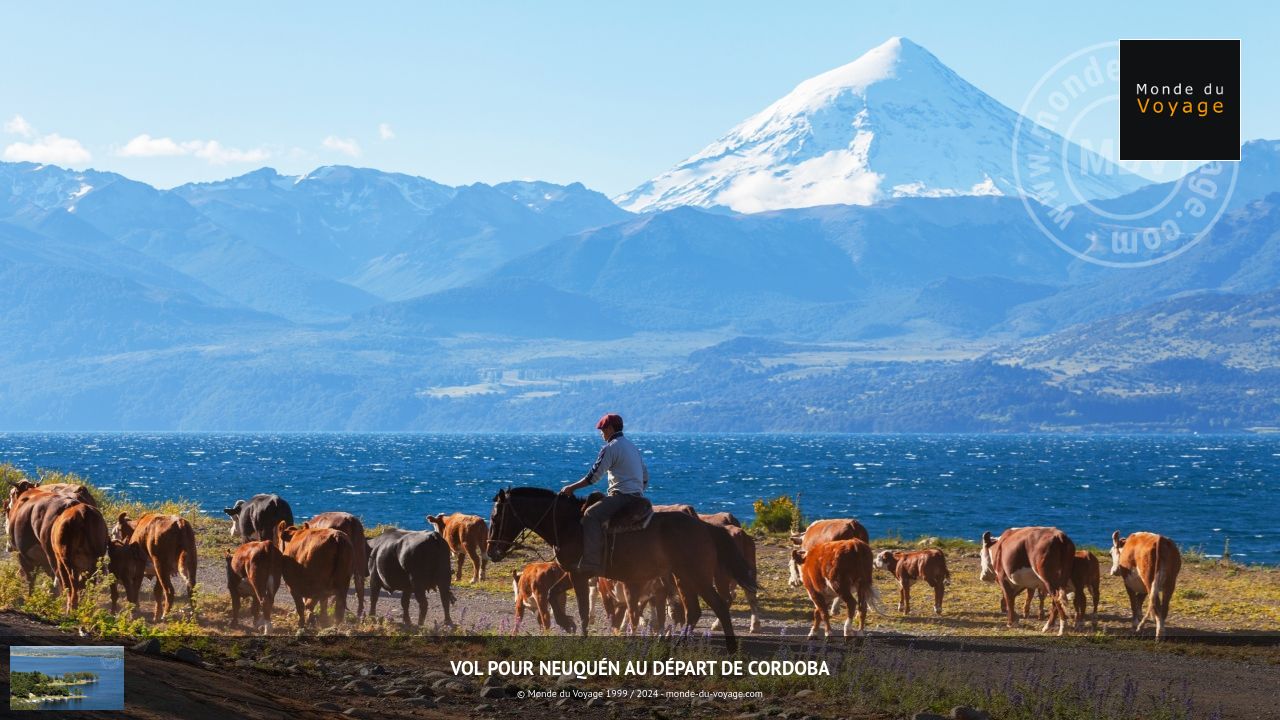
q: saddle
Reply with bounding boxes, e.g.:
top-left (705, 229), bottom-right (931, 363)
top-left (583, 492), bottom-right (654, 534)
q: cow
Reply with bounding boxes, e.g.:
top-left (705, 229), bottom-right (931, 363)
top-left (426, 513), bottom-right (487, 583)
top-left (698, 512), bottom-right (742, 528)
top-left (512, 561), bottom-right (576, 633)
top-left (367, 527), bottom-right (454, 627)
top-left (107, 540), bottom-right (147, 614)
top-left (307, 511), bottom-right (369, 618)
top-left (226, 540), bottom-right (283, 634)
top-left (7, 480), bottom-right (97, 511)
top-left (1110, 530), bottom-right (1182, 640)
top-left (999, 552), bottom-right (1101, 633)
top-left (708, 524), bottom-right (762, 633)
top-left (791, 539), bottom-right (881, 639)
top-left (651, 503), bottom-right (698, 517)
top-left (789, 519), bottom-right (870, 587)
top-left (873, 548), bottom-right (951, 615)
top-left (224, 494), bottom-right (294, 542)
top-left (6, 490), bottom-right (83, 594)
top-left (979, 527), bottom-right (1075, 635)
top-left (590, 576), bottom-right (671, 634)
top-left (277, 520), bottom-right (353, 628)
top-left (112, 513), bottom-right (198, 621)
top-left (49, 503), bottom-right (109, 612)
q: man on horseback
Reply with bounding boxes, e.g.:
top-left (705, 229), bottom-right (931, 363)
top-left (559, 413), bottom-right (649, 576)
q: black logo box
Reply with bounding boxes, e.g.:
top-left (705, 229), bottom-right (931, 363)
top-left (1120, 39), bottom-right (1240, 161)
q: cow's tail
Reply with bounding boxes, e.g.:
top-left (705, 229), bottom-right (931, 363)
top-left (942, 564), bottom-right (952, 587)
top-left (710, 524), bottom-right (757, 594)
top-left (866, 583), bottom-right (887, 616)
top-left (176, 518), bottom-right (198, 597)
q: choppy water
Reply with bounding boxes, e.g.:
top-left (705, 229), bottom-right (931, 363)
top-left (1, 433), bottom-right (1275, 562)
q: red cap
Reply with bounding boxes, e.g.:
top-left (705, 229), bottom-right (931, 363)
top-left (595, 413), bottom-right (623, 432)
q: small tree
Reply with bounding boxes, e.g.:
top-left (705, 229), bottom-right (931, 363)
top-left (750, 494), bottom-right (803, 534)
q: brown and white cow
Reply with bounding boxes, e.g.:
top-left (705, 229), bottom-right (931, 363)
top-left (791, 539), bottom-right (881, 639)
top-left (276, 520), bottom-right (353, 627)
top-left (1006, 550), bottom-right (1101, 631)
top-left (427, 512), bottom-right (488, 583)
top-left (979, 526), bottom-right (1075, 635)
top-left (226, 540), bottom-right (284, 634)
top-left (112, 513), bottom-right (199, 621)
top-left (1110, 530), bottom-right (1182, 640)
top-left (512, 561), bottom-right (576, 633)
top-left (307, 511), bottom-right (369, 618)
top-left (873, 548), bottom-right (950, 615)
top-left (49, 503), bottom-right (109, 612)
top-left (789, 519), bottom-right (869, 587)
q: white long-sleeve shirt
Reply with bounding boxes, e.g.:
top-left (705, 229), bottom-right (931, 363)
top-left (581, 433), bottom-right (649, 495)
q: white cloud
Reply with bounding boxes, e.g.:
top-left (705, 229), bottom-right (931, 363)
top-left (322, 135), bottom-right (362, 157)
top-left (3, 133), bottom-right (92, 166)
top-left (4, 114), bottom-right (34, 137)
top-left (117, 134), bottom-right (270, 165)
top-left (378, 123), bottom-right (395, 141)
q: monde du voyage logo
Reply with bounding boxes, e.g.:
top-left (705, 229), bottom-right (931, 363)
top-left (1014, 40), bottom-right (1241, 268)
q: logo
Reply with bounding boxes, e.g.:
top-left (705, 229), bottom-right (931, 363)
top-left (1012, 42), bottom-right (1239, 268)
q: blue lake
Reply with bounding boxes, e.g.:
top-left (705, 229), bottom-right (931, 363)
top-left (9, 650), bottom-right (125, 710)
top-left (1, 433), bottom-right (1276, 563)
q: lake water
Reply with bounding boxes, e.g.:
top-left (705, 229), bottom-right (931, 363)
top-left (9, 650), bottom-right (125, 710)
top-left (1, 433), bottom-right (1276, 563)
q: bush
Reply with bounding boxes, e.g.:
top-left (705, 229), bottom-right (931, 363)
top-left (750, 494), bottom-right (802, 533)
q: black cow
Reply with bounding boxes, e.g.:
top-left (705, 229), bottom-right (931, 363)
top-left (223, 494), bottom-right (293, 542)
top-left (367, 528), bottom-right (454, 626)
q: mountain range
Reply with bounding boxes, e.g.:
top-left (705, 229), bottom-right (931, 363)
top-left (1, 37), bottom-right (1279, 431)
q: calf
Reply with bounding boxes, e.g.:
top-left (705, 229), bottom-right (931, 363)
top-left (277, 521), bottom-right (353, 627)
top-left (112, 513), bottom-right (199, 621)
top-left (979, 527), bottom-right (1075, 635)
top-left (512, 561), bottom-right (576, 632)
top-left (873, 548), bottom-right (950, 615)
top-left (792, 539), bottom-right (880, 639)
top-left (426, 512), bottom-right (487, 583)
top-left (224, 494), bottom-right (293, 541)
top-left (49, 503), bottom-right (109, 612)
top-left (1110, 530), bottom-right (1182, 640)
top-left (308, 511), bottom-right (369, 618)
top-left (226, 540), bottom-right (283, 634)
top-left (367, 527), bottom-right (454, 626)
top-left (789, 518), bottom-right (869, 587)
top-left (591, 576), bottom-right (671, 634)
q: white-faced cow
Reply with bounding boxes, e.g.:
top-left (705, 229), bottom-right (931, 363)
top-left (224, 494), bottom-right (294, 542)
top-left (789, 518), bottom-right (869, 587)
top-left (791, 539), bottom-right (881, 639)
top-left (512, 561), bottom-right (576, 633)
top-left (979, 526), bottom-right (1075, 635)
top-left (1110, 530), bottom-right (1182, 640)
top-left (873, 548), bottom-right (950, 615)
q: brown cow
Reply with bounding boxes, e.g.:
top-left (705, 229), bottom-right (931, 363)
top-left (652, 503), bottom-right (698, 516)
top-left (427, 512), bottom-right (487, 583)
top-left (592, 576), bottom-right (671, 634)
top-left (792, 539), bottom-right (881, 639)
top-left (276, 520), bottom-right (353, 627)
top-left (49, 503), bottom-right (109, 612)
top-left (107, 540), bottom-right (146, 613)
top-left (6, 490), bottom-right (83, 594)
top-left (226, 540), bottom-right (283, 634)
top-left (307, 511), bottom-right (369, 618)
top-left (592, 577), bottom-right (630, 631)
top-left (708, 524), bottom-right (762, 633)
top-left (1110, 530), bottom-right (1182, 640)
top-left (873, 549), bottom-right (951, 615)
top-left (112, 513), bottom-right (199, 621)
top-left (698, 512), bottom-right (742, 528)
top-left (789, 519), bottom-right (869, 587)
top-left (1003, 551), bottom-right (1101, 631)
top-left (6, 480), bottom-right (97, 512)
top-left (979, 527), bottom-right (1075, 635)
top-left (512, 561), bottom-right (576, 632)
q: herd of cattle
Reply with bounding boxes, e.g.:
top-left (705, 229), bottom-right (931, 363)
top-left (3, 480), bottom-right (1184, 641)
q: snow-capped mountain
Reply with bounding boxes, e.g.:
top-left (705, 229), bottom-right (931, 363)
top-left (616, 37), bottom-right (1148, 213)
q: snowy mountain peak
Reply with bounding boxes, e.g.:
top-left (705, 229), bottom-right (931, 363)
top-left (616, 37), bottom-right (1147, 214)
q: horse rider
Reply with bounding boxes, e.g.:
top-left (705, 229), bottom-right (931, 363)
top-left (559, 413), bottom-right (650, 575)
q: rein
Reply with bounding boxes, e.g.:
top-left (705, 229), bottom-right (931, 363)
top-left (493, 491), bottom-right (570, 564)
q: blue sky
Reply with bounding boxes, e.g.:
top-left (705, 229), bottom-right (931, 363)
top-left (2, 1), bottom-right (1275, 193)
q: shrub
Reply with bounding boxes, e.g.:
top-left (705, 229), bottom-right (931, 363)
top-left (750, 494), bottom-right (802, 534)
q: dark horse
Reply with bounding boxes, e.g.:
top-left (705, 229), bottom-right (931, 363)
top-left (486, 487), bottom-right (756, 653)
